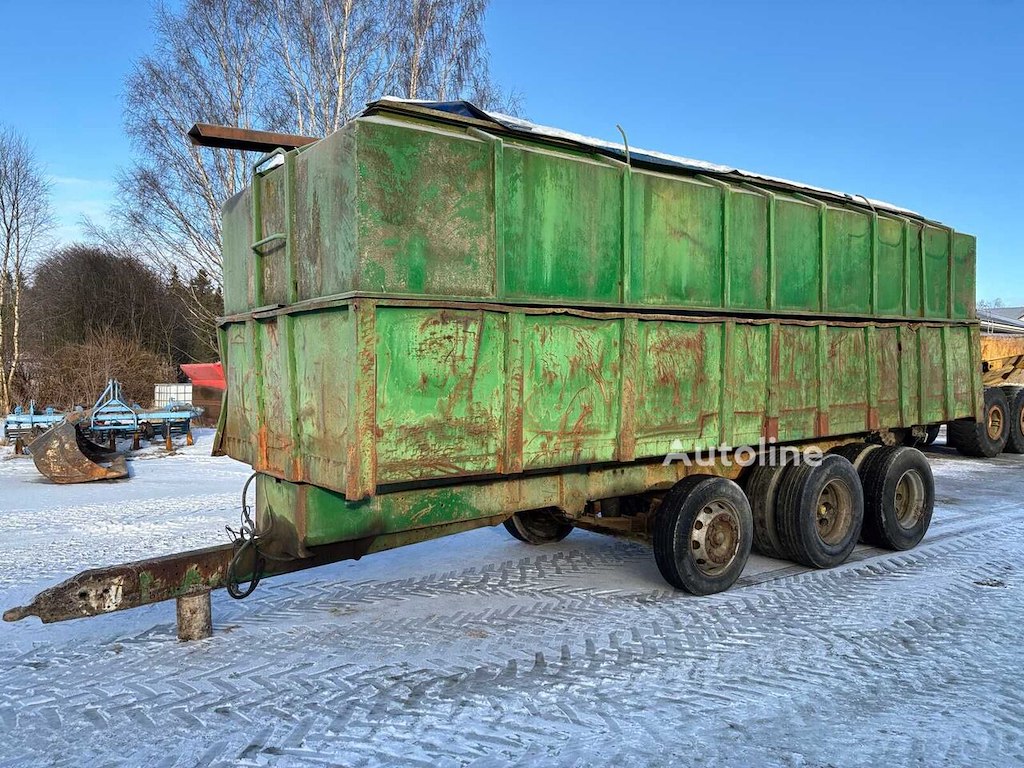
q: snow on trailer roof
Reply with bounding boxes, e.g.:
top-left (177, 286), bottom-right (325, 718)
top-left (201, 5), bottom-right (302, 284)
top-left (364, 98), bottom-right (924, 220)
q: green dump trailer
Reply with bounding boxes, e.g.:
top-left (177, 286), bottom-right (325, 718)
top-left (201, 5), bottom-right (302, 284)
top-left (4, 100), bottom-right (984, 631)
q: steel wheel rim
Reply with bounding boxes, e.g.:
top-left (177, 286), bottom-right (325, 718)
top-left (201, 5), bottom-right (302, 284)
top-left (893, 469), bottom-right (926, 529)
top-left (690, 500), bottom-right (741, 577)
top-left (815, 479), bottom-right (854, 546)
top-left (987, 404), bottom-right (1004, 440)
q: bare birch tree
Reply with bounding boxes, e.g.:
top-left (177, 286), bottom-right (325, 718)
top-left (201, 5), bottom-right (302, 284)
top-left (106, 0), bottom-right (513, 355)
top-left (111, 0), bottom-right (277, 353)
top-left (0, 127), bottom-right (53, 413)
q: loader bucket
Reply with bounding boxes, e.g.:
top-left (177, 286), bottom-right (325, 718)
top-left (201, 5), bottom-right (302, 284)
top-left (27, 422), bottom-right (128, 484)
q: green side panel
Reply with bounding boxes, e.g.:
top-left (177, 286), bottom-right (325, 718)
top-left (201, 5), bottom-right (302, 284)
top-left (905, 222), bottom-right (924, 317)
top-left (726, 190), bottom-right (769, 311)
top-left (922, 225), bottom-right (951, 319)
top-left (773, 198), bottom-right (822, 312)
top-left (221, 299), bottom-right (980, 509)
top-left (952, 234), bottom-right (976, 319)
top-left (776, 325), bottom-right (819, 440)
top-left (520, 314), bottom-right (620, 468)
top-left (256, 168), bottom-right (290, 306)
top-left (291, 308), bottom-right (353, 490)
top-left (919, 326), bottom-right (948, 422)
top-left (632, 320), bottom-right (722, 456)
top-left (356, 119), bottom-right (495, 297)
top-left (823, 326), bottom-right (868, 435)
top-left (374, 307), bottom-right (506, 483)
top-left (948, 325), bottom-right (974, 412)
top-left (261, 474), bottom-right (496, 549)
top-left (293, 129), bottom-right (358, 301)
top-left (728, 324), bottom-right (771, 445)
top-left (254, 319), bottom-right (294, 468)
top-left (874, 327), bottom-right (902, 426)
top-left (226, 113), bottom-right (976, 324)
top-left (901, 326), bottom-right (922, 423)
top-left (222, 321), bottom-right (259, 467)
top-left (826, 207), bottom-right (872, 314)
top-left (632, 175), bottom-right (723, 307)
top-left (503, 145), bottom-right (622, 303)
top-left (221, 190), bottom-right (253, 314)
top-left (875, 215), bottom-right (906, 316)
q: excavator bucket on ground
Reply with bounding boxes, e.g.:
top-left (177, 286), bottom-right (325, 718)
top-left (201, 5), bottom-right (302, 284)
top-left (27, 422), bottom-right (128, 484)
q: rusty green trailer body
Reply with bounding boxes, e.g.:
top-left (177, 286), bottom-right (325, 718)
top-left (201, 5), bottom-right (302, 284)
top-left (222, 105), bottom-right (976, 321)
top-left (217, 100), bottom-right (981, 560)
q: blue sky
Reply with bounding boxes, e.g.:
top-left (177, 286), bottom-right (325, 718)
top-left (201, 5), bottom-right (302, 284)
top-left (1, 0), bottom-right (1021, 303)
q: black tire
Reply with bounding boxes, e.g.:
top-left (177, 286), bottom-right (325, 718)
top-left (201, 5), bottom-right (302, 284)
top-left (924, 425), bottom-right (941, 445)
top-left (743, 463), bottom-right (790, 559)
top-left (775, 455), bottom-right (864, 569)
top-left (857, 446), bottom-right (934, 550)
top-left (653, 475), bottom-right (753, 595)
top-left (948, 387), bottom-right (1009, 457)
top-left (999, 386), bottom-right (1024, 454)
top-left (827, 441), bottom-right (879, 469)
top-left (503, 508), bottom-right (573, 544)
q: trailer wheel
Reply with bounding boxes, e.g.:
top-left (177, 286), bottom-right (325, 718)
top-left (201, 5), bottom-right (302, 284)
top-left (775, 455), bottom-right (864, 569)
top-left (857, 446), bottom-right (934, 550)
top-left (503, 508), bottom-right (573, 544)
top-left (998, 386), bottom-right (1024, 454)
top-left (924, 425), bottom-right (941, 445)
top-left (744, 463), bottom-right (790, 560)
top-left (653, 475), bottom-right (752, 595)
top-left (948, 387), bottom-right (1009, 457)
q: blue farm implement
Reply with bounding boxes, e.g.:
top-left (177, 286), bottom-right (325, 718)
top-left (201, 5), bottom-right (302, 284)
top-left (3, 403), bottom-right (66, 454)
top-left (90, 379), bottom-right (198, 451)
top-left (23, 379), bottom-right (202, 484)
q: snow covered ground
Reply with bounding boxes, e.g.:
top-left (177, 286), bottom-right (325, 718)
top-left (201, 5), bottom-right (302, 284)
top-left (1, 430), bottom-right (1022, 767)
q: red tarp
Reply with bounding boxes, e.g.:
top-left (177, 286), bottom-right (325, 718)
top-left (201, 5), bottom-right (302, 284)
top-left (181, 363), bottom-right (225, 391)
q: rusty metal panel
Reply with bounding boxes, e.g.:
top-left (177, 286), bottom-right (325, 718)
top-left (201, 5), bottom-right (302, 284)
top-left (631, 320), bottom-right (722, 456)
top-left (520, 314), bottom-right (621, 468)
top-left (502, 144), bottom-right (623, 303)
top-left (876, 215), bottom-right (907, 316)
top-left (953, 233), bottom-right (977, 320)
top-left (219, 299), bottom-right (980, 508)
top-left (723, 188), bottom-right (769, 310)
top-left (826, 207), bottom-right (872, 314)
top-left (356, 118), bottom-right (496, 297)
top-left (922, 225), bottom-right (952, 319)
top-left (221, 189), bottom-right (253, 315)
top-left (873, 326), bottom-right (903, 427)
top-left (823, 326), bottom-right (869, 435)
top-left (905, 221), bottom-right (924, 318)
top-left (901, 326), bottom-right (923, 424)
top-left (292, 307), bottom-right (354, 489)
top-left (775, 324), bottom-right (819, 440)
top-left (374, 307), bottom-right (506, 483)
top-left (947, 325), bottom-right (974, 414)
top-left (773, 197), bottom-right (822, 312)
top-left (292, 129), bottom-right (358, 302)
top-left (728, 324), bottom-right (771, 445)
top-left (220, 321), bottom-right (259, 468)
top-left (919, 326), bottom-right (948, 423)
top-left (219, 110), bottom-right (976, 323)
top-left (252, 166), bottom-right (292, 307)
top-left (631, 174), bottom-right (723, 307)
